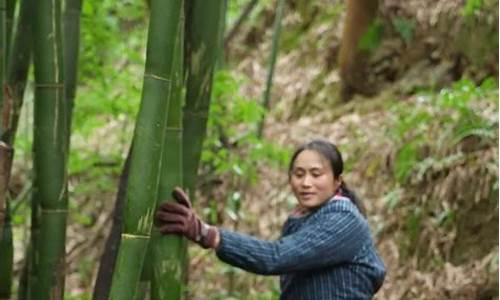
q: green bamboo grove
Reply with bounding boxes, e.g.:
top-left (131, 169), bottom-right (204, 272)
top-left (0, 0), bottom-right (226, 298)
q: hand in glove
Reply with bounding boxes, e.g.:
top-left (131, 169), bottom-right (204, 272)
top-left (155, 187), bottom-right (218, 249)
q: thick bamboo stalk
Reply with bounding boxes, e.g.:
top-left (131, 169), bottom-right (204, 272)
top-left (183, 0), bottom-right (225, 197)
top-left (31, 0), bottom-right (68, 299)
top-left (2, 0), bottom-right (33, 145)
top-left (151, 13), bottom-right (184, 299)
top-left (257, 0), bottom-right (285, 138)
top-left (108, 1), bottom-right (183, 299)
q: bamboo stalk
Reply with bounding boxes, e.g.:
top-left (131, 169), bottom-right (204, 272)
top-left (216, 0), bottom-right (228, 68)
top-left (151, 11), bottom-right (185, 299)
top-left (5, 0), bottom-right (15, 61)
top-left (0, 141), bottom-right (12, 240)
top-left (257, 0), bottom-right (286, 138)
top-left (0, 200), bottom-right (12, 300)
top-left (63, 0), bottom-right (82, 143)
top-left (0, 0), bottom-right (33, 299)
top-left (0, 142), bottom-right (12, 300)
top-left (92, 147), bottom-right (131, 300)
top-left (0, 2), bottom-right (34, 299)
top-left (0, 0), bottom-right (6, 137)
top-left (31, 0), bottom-right (69, 299)
top-left (2, 0), bottom-right (33, 145)
top-left (183, 0), bottom-right (226, 198)
top-left (108, 1), bottom-right (183, 299)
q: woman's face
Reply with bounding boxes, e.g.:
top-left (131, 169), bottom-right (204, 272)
top-left (290, 149), bottom-right (341, 210)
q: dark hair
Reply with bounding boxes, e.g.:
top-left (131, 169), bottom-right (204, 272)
top-left (288, 139), bottom-right (366, 217)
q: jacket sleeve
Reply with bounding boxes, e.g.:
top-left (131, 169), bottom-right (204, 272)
top-left (215, 209), bottom-right (370, 275)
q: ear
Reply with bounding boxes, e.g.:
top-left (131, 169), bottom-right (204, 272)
top-left (334, 175), bottom-right (343, 190)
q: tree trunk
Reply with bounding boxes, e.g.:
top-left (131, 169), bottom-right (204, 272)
top-left (108, 1), bottom-right (183, 299)
top-left (338, 0), bottom-right (379, 101)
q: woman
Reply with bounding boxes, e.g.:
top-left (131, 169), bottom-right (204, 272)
top-left (156, 139), bottom-right (386, 299)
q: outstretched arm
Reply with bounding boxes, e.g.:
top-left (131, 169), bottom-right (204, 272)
top-left (215, 209), bottom-right (370, 275)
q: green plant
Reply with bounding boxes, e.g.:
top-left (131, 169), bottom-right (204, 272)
top-left (390, 78), bottom-right (498, 184)
top-left (461, 0), bottom-right (484, 16)
top-left (392, 17), bottom-right (415, 45)
top-left (203, 70), bottom-right (290, 184)
top-left (358, 19), bottom-right (383, 52)
top-left (200, 69), bottom-right (290, 245)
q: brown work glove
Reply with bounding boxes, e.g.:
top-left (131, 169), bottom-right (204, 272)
top-left (155, 187), bottom-right (218, 249)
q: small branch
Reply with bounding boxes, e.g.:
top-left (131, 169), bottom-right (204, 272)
top-left (224, 0), bottom-right (257, 49)
top-left (257, 0), bottom-right (286, 138)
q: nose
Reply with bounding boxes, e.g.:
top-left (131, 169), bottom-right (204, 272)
top-left (301, 174), bottom-right (313, 187)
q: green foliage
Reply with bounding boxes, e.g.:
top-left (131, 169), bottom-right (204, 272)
top-left (203, 70), bottom-right (290, 184)
top-left (436, 209), bottom-right (455, 227)
top-left (201, 70), bottom-right (290, 224)
top-left (67, 0), bottom-right (146, 203)
top-left (358, 19), bottom-right (383, 52)
top-left (461, 0), bottom-right (484, 16)
top-left (64, 294), bottom-right (91, 300)
top-left (390, 78), bottom-right (498, 184)
top-left (226, 191), bottom-right (242, 222)
top-left (76, 0), bottom-right (145, 129)
top-left (392, 17), bottom-right (416, 45)
top-left (405, 207), bottom-right (422, 245)
top-left (382, 187), bottom-right (403, 212)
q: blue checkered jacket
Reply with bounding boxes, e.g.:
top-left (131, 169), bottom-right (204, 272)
top-left (216, 196), bottom-right (386, 299)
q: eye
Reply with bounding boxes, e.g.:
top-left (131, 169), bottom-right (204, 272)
top-left (293, 170), bottom-right (305, 178)
top-left (311, 170), bottom-right (322, 177)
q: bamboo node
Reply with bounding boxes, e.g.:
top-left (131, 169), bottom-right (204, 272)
top-left (35, 83), bottom-right (64, 88)
top-left (144, 73), bottom-right (171, 83)
top-left (183, 110), bottom-right (209, 119)
top-left (122, 233), bottom-right (149, 239)
top-left (41, 208), bottom-right (68, 213)
top-left (164, 127), bottom-right (182, 132)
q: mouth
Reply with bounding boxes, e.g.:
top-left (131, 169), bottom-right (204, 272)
top-left (299, 192), bottom-right (316, 199)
